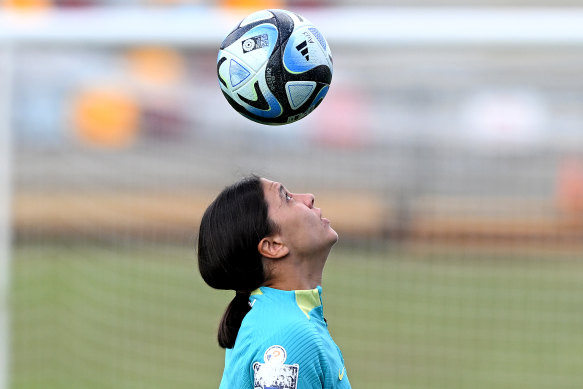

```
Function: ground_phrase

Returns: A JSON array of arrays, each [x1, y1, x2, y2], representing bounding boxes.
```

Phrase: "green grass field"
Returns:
[[9, 242, 583, 389]]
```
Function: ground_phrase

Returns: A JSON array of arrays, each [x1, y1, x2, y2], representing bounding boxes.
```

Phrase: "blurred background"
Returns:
[[1, 0, 583, 388]]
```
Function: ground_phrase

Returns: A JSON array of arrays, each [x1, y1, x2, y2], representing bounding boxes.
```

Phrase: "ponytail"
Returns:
[[197, 176, 276, 349], [218, 291, 252, 349]]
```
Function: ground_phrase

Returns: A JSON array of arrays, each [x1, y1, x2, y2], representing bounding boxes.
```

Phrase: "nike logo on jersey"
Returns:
[[238, 81, 269, 110], [338, 366, 345, 380]]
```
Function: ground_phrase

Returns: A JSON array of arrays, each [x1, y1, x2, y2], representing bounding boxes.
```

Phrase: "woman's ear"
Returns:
[[258, 235, 289, 259]]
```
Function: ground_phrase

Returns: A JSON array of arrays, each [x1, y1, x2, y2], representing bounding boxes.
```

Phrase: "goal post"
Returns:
[[0, 44, 14, 389]]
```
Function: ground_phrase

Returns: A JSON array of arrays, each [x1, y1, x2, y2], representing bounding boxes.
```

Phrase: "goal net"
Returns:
[[5, 7, 583, 389]]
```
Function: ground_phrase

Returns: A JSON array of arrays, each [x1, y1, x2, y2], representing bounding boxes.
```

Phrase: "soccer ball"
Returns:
[[217, 9, 333, 125]]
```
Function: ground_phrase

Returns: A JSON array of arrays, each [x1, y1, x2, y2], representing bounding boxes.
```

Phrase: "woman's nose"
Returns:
[[302, 193, 315, 208]]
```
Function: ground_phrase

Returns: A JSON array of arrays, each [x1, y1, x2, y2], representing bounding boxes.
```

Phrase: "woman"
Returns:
[[198, 175, 351, 388]]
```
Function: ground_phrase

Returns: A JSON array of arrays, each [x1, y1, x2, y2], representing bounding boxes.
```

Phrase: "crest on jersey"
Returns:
[[264, 345, 287, 364], [253, 345, 299, 389]]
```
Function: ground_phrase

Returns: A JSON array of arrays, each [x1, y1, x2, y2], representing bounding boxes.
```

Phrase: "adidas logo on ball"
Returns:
[[295, 41, 309, 61]]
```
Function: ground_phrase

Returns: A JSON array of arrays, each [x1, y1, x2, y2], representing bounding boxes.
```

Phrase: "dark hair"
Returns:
[[197, 175, 276, 349]]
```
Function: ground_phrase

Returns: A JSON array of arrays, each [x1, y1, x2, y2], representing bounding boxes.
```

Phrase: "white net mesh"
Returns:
[[5, 7, 583, 389]]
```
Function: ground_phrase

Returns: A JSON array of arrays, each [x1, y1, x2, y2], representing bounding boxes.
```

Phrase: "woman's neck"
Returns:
[[263, 254, 325, 291]]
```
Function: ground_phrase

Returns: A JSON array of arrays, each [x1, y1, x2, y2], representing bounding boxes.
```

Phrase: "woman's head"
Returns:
[[198, 175, 276, 293], [197, 175, 338, 348]]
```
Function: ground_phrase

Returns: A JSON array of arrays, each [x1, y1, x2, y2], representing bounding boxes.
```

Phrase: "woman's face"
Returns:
[[261, 178, 338, 258]]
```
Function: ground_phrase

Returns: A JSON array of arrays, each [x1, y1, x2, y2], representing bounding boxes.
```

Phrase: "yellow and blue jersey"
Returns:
[[219, 286, 351, 389]]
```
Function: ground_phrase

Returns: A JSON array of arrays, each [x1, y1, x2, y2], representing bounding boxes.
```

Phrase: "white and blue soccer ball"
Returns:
[[217, 9, 333, 125]]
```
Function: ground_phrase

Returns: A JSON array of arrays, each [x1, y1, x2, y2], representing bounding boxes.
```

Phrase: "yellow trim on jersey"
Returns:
[[295, 288, 321, 320], [250, 288, 263, 296]]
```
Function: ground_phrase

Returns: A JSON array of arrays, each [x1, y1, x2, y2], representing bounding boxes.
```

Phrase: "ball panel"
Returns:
[[268, 9, 296, 48], [220, 17, 277, 51], [223, 23, 279, 72], [217, 56, 228, 88], [272, 9, 309, 28], [285, 64, 332, 86], [285, 81, 316, 110], [310, 84, 329, 110], [282, 25, 331, 75], [308, 27, 327, 51], [234, 73, 283, 119], [217, 50, 256, 91], [228, 59, 251, 88], [284, 84, 329, 124], [222, 88, 286, 126], [240, 9, 274, 27]]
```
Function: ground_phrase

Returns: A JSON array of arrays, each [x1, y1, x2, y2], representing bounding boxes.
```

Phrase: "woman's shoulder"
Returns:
[[239, 296, 321, 347], [245, 299, 315, 333], [236, 311, 324, 366]]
